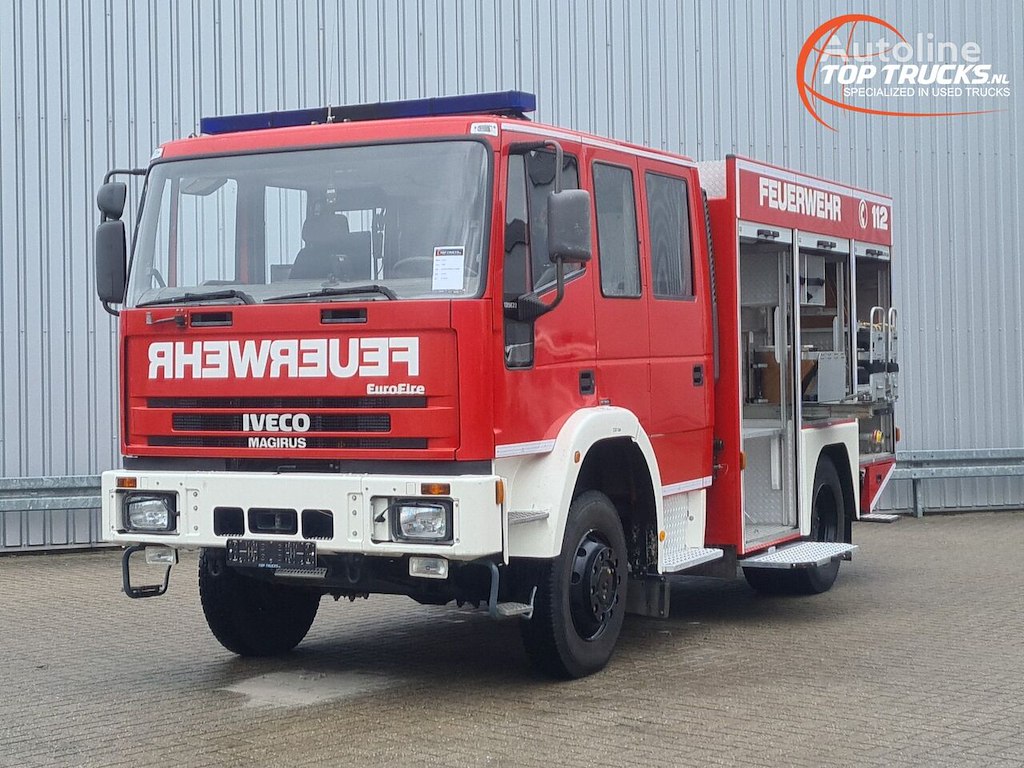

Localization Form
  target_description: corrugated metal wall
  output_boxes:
[1,0,1021,517]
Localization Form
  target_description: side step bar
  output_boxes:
[662,547,724,573]
[741,541,857,570]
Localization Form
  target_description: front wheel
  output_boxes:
[199,548,321,656]
[520,490,628,679]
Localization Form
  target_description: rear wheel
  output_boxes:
[744,456,845,596]
[520,491,628,679]
[199,548,321,656]
[794,458,844,594]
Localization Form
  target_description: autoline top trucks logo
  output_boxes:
[798,14,1012,130]
[147,337,421,392]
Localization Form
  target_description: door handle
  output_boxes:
[579,370,596,396]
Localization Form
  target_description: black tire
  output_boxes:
[198,548,321,656]
[794,457,844,594]
[520,490,628,679]
[744,456,846,596]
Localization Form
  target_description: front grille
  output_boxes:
[171,413,390,433]
[149,436,428,449]
[149,396,426,409]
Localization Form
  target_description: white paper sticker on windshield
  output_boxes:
[431,246,465,291]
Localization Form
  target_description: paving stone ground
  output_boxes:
[1,511,1022,767]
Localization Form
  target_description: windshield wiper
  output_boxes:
[136,289,256,307]
[265,285,398,303]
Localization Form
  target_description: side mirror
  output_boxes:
[97,182,127,221]
[96,220,127,303]
[547,189,592,263]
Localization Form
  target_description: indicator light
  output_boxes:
[420,482,451,496]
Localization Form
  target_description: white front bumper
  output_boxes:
[101,470,504,560]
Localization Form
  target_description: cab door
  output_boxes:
[636,160,714,486]
[493,140,597,450]
[586,148,650,424]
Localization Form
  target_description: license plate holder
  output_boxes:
[225,539,317,570]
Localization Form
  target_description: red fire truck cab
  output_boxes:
[94,92,898,679]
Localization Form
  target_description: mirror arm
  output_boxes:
[101,301,120,318]
[103,168,146,185]
[506,140,564,192]
[515,258,566,322]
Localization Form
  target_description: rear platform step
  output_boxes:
[662,547,724,573]
[860,512,900,523]
[741,542,857,570]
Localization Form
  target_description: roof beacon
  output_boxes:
[200,90,537,135]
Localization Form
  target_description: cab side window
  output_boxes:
[502,149,580,369]
[645,172,694,299]
[593,162,640,297]
[513,149,581,292]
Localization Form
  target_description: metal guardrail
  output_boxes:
[891,450,1024,518]
[0,475,104,552]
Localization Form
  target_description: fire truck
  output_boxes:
[94,91,899,679]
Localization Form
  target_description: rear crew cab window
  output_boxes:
[645,172,694,299]
[593,162,641,298]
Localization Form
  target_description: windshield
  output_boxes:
[127,140,490,306]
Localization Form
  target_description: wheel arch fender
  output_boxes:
[499,407,663,559]
[820,443,857,543]
[799,422,860,539]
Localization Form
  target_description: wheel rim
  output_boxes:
[568,530,621,641]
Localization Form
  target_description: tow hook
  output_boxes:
[121,544,177,599]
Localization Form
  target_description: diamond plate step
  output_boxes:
[860,512,900,523]
[494,601,533,618]
[508,508,550,525]
[662,547,724,573]
[741,542,857,570]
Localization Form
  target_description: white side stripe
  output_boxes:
[662,476,714,497]
[495,439,557,459]
[734,157,893,206]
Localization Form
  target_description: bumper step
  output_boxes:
[494,601,533,618]
[741,541,857,570]
[662,547,724,573]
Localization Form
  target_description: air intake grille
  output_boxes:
[149,436,427,450]
[149,396,426,409]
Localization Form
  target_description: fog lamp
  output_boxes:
[393,500,452,542]
[144,546,179,566]
[124,493,177,532]
[409,556,449,579]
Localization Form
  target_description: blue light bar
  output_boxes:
[200,91,536,135]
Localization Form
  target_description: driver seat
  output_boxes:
[291,212,360,280]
